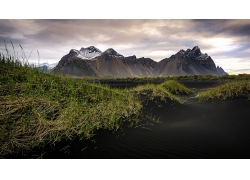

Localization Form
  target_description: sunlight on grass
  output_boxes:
[131,81,191,104]
[159,80,192,95]
[198,81,250,102]
[0,52,214,157]
[0,55,142,156]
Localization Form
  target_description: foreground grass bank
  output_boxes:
[198,81,250,101]
[0,54,193,157]
[0,56,142,157]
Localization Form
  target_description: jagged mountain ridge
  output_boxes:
[79,46,102,59]
[216,66,228,75]
[156,46,219,76]
[53,46,227,77]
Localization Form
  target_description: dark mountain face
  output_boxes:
[122,56,157,68]
[101,48,123,58]
[156,46,218,76]
[137,57,158,68]
[217,66,228,75]
[53,49,79,73]
[53,46,227,77]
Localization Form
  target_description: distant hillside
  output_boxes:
[53,46,227,77]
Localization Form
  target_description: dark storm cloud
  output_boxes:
[190,19,250,39]
[1,19,250,74]
[3,20,146,48]
[232,23,250,36]
[220,20,250,37]
[190,19,228,35]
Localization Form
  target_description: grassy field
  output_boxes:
[0,54,193,157]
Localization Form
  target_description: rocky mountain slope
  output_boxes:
[156,46,220,76]
[216,66,228,75]
[53,46,227,77]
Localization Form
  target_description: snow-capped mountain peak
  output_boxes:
[78,46,102,59]
[101,48,123,57]
[54,45,227,77]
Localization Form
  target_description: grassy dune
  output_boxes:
[0,56,142,156]
[159,80,192,95]
[198,81,250,101]
[0,54,193,157]
[131,81,192,104]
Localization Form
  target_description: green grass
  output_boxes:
[159,80,192,95]
[131,81,192,104]
[66,72,250,83]
[0,53,197,157]
[114,75,222,81]
[113,74,250,81]
[198,81,250,102]
[0,56,142,156]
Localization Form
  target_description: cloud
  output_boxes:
[0,19,250,74]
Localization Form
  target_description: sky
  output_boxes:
[1,0,250,178]
[1,19,250,74]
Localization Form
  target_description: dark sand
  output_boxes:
[42,80,250,159]
[42,98,250,159]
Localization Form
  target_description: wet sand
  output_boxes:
[42,80,250,159]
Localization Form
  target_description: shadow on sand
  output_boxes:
[39,80,250,159]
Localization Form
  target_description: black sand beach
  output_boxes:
[39,80,250,159]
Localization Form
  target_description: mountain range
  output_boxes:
[53,46,227,77]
